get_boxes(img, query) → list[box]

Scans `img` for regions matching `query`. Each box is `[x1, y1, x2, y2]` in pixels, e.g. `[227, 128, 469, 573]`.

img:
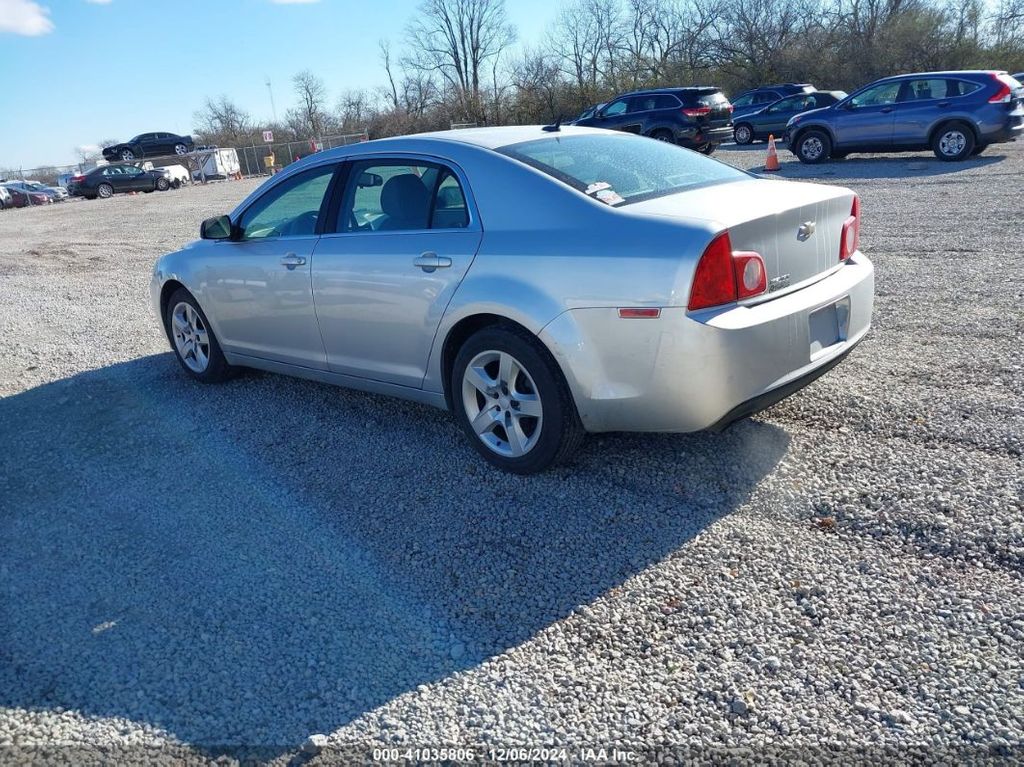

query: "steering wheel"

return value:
[282, 210, 318, 237]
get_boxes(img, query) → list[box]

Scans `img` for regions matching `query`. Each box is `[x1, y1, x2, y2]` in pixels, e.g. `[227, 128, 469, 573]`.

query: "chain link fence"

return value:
[2, 131, 371, 200]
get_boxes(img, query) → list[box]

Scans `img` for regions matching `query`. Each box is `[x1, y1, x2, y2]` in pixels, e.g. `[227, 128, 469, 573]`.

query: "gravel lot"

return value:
[2, 142, 1022, 764]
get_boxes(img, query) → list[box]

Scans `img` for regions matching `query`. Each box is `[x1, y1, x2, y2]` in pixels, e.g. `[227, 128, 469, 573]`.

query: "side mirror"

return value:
[200, 214, 233, 240]
[357, 171, 383, 188]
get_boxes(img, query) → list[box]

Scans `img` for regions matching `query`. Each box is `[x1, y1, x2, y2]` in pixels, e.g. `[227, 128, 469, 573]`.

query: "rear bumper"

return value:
[677, 125, 734, 146]
[540, 253, 874, 433]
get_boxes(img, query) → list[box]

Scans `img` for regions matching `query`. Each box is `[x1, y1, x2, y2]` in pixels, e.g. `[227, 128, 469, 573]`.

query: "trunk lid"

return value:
[629, 178, 855, 294]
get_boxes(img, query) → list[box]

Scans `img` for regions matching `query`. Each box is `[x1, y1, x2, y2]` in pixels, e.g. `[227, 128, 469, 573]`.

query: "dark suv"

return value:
[573, 88, 734, 153]
[786, 71, 1024, 163]
[731, 83, 815, 118]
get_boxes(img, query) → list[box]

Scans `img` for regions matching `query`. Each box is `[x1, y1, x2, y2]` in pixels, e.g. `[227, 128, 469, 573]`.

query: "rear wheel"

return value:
[698, 143, 717, 155]
[650, 129, 675, 143]
[96, 183, 114, 199]
[164, 288, 236, 383]
[452, 325, 583, 474]
[794, 129, 831, 163]
[932, 122, 974, 161]
[734, 124, 754, 145]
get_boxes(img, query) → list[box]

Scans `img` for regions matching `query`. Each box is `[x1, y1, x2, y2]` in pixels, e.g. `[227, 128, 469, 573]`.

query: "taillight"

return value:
[840, 195, 860, 261]
[682, 106, 712, 117]
[687, 232, 767, 311]
[989, 83, 1012, 103]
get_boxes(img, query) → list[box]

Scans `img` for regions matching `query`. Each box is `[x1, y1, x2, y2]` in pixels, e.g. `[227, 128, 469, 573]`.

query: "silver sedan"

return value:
[151, 126, 874, 473]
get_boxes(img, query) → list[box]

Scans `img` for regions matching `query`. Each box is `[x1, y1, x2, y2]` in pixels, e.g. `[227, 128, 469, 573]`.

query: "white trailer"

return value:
[192, 148, 240, 180]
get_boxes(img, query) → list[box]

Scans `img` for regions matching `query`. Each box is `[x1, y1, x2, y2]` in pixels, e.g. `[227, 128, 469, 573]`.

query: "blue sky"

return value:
[0, 0, 553, 168]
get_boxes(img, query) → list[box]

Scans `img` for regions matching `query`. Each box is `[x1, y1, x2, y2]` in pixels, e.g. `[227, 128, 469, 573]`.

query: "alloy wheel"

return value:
[171, 302, 211, 373]
[120, 149, 135, 161]
[174, 144, 187, 155]
[461, 350, 543, 458]
[939, 130, 966, 157]
[801, 136, 824, 160]
[735, 125, 752, 144]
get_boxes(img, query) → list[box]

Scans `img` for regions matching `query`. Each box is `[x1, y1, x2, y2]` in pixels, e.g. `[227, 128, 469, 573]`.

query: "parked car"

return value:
[573, 87, 734, 153]
[22, 180, 69, 201]
[73, 164, 171, 199]
[0, 184, 12, 209]
[733, 90, 847, 144]
[155, 164, 190, 188]
[102, 132, 194, 162]
[0, 183, 52, 207]
[731, 83, 816, 118]
[786, 71, 1024, 163]
[151, 126, 874, 474]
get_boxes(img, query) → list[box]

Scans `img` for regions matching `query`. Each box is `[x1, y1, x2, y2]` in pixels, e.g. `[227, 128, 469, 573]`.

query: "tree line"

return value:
[141, 0, 1024, 149]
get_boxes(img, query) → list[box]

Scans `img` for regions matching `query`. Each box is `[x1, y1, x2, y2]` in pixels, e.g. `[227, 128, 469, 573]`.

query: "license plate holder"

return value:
[809, 297, 850, 359]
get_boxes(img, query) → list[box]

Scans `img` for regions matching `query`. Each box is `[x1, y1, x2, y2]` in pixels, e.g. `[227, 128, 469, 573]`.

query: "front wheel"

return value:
[174, 143, 188, 155]
[734, 124, 754, 145]
[164, 288, 236, 383]
[119, 148, 135, 161]
[650, 129, 675, 143]
[452, 326, 583, 474]
[932, 122, 975, 161]
[697, 143, 717, 155]
[794, 130, 831, 163]
[156, 177, 170, 191]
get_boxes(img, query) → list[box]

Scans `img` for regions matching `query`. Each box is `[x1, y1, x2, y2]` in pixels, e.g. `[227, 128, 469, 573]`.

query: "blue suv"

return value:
[786, 71, 1023, 163]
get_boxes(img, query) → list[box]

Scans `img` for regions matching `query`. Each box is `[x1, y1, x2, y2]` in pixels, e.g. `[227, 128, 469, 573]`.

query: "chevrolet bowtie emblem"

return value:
[797, 221, 816, 241]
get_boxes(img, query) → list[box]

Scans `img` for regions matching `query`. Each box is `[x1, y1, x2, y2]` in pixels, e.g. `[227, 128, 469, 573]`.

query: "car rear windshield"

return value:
[497, 133, 749, 206]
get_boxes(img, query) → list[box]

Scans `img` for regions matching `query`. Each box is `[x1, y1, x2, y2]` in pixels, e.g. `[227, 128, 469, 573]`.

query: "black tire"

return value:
[96, 183, 114, 199]
[698, 143, 717, 155]
[734, 124, 754, 145]
[932, 121, 975, 161]
[650, 129, 675, 143]
[156, 177, 170, 191]
[451, 325, 584, 474]
[163, 288, 237, 383]
[794, 129, 832, 164]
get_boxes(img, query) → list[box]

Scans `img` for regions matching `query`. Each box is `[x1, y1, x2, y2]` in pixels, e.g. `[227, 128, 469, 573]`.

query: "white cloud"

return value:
[0, 0, 54, 36]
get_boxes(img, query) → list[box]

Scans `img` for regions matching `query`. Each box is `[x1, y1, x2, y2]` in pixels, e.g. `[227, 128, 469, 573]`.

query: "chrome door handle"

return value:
[280, 254, 306, 268]
[413, 252, 452, 272]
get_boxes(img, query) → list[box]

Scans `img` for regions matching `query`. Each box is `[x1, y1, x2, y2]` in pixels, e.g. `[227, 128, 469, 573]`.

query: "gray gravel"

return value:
[1, 144, 1022, 763]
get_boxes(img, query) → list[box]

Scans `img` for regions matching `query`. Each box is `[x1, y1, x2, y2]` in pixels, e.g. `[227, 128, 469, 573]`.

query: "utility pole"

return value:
[266, 78, 278, 124]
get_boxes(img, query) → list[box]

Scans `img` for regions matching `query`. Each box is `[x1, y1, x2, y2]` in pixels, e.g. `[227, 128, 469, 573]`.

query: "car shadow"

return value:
[717, 142, 1007, 180]
[0, 355, 790, 758]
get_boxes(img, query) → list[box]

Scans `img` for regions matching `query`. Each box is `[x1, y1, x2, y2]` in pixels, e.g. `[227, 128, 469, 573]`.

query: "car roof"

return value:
[340, 125, 622, 152]
[878, 70, 1003, 79]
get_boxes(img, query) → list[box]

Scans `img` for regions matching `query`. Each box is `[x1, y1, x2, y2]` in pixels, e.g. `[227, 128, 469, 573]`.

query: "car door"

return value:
[596, 98, 634, 132]
[757, 95, 804, 135]
[892, 78, 963, 145]
[834, 81, 901, 147]
[102, 167, 129, 192]
[199, 163, 338, 368]
[119, 165, 149, 191]
[312, 157, 482, 388]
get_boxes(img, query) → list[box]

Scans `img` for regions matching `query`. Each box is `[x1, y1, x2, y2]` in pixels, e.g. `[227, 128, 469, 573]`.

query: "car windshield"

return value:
[497, 133, 749, 206]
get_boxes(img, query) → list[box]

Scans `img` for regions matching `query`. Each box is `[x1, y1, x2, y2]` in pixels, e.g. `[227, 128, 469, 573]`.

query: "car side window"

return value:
[767, 97, 796, 113]
[653, 94, 679, 109]
[732, 94, 753, 108]
[633, 96, 658, 112]
[337, 160, 470, 233]
[898, 79, 947, 102]
[431, 171, 469, 229]
[603, 99, 629, 117]
[849, 82, 901, 108]
[237, 164, 335, 240]
[756, 92, 779, 104]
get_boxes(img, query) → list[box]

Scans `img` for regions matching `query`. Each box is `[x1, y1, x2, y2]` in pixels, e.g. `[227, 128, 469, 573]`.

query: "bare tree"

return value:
[404, 0, 517, 121]
[289, 70, 329, 138]
[193, 95, 253, 144]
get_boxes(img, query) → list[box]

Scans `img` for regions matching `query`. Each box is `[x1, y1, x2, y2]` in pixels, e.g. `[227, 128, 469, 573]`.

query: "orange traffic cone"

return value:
[764, 135, 781, 172]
